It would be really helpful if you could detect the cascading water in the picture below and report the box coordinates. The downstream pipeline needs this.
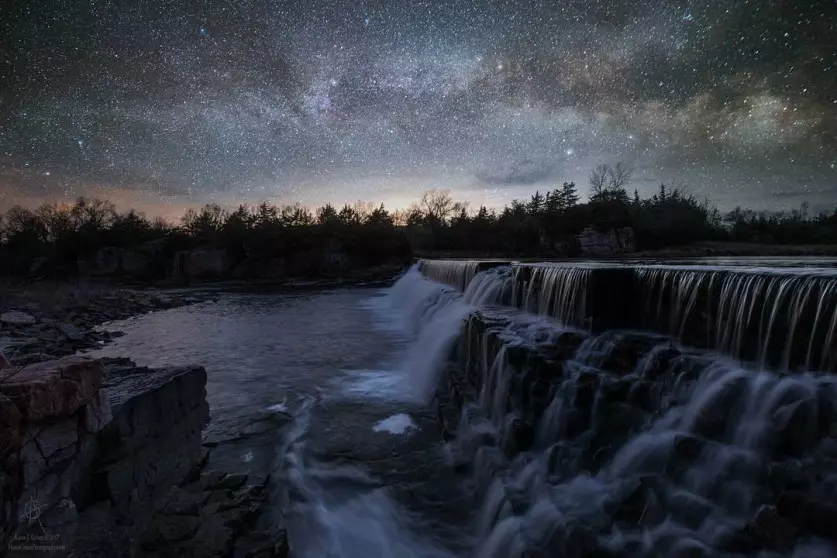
[417,260,482,291]
[512,264,592,328]
[387,265,480,402]
[417,259,837,372]
[276,259,837,558]
[404,259,837,557]
[445,318,837,557]
[634,266,837,372]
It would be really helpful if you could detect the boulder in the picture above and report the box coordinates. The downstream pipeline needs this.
[0,311,37,326]
[57,322,85,341]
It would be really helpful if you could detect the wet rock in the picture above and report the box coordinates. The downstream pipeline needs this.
[600,378,631,404]
[57,322,86,341]
[767,461,810,495]
[772,398,818,457]
[668,435,703,475]
[199,470,227,491]
[665,490,715,530]
[502,417,535,456]
[692,376,748,441]
[627,381,655,412]
[713,523,764,554]
[161,487,204,516]
[215,473,249,491]
[750,504,797,552]
[801,500,837,544]
[776,490,806,521]
[572,371,599,411]
[235,528,291,558]
[0,311,37,326]
[562,409,590,439]
[562,524,601,558]
[0,393,23,453]
[140,515,202,549]
[669,539,708,558]
[615,476,664,527]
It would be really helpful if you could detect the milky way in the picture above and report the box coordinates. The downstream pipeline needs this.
[1,1,836,217]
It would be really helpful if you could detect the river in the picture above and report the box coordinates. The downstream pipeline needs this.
[87,279,476,557]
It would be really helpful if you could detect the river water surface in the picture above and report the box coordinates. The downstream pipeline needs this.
[87,283,474,558]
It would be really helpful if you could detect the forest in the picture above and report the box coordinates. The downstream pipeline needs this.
[2,163,836,279]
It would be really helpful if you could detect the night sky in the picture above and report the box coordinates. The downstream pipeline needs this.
[2,0,836,218]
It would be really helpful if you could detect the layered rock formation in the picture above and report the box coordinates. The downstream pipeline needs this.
[576,226,635,256]
[0,356,210,556]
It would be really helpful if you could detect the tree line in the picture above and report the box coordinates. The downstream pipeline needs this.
[1,162,836,278]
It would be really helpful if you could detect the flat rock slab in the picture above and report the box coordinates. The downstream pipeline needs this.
[0,356,104,422]
[0,311,37,326]
[103,365,206,413]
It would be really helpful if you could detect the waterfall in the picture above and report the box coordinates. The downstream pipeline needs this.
[447,320,837,557]
[417,260,482,291]
[390,258,837,556]
[634,266,837,372]
[463,267,513,307]
[512,264,591,328]
[387,265,477,402]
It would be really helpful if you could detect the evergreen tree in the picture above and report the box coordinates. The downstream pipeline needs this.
[559,182,579,209]
[527,191,545,215]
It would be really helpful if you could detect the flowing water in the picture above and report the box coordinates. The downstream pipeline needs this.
[86,262,837,557]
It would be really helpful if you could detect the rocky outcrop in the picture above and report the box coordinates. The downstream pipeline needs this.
[173,247,233,280]
[436,306,837,557]
[135,469,288,558]
[0,357,107,554]
[0,356,213,556]
[576,226,635,256]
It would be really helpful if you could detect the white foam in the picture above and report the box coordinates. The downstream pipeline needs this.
[337,369,414,401]
[266,402,288,413]
[373,413,418,435]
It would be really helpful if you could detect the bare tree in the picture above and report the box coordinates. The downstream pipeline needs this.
[352,201,376,223]
[589,164,610,195]
[391,209,409,227]
[419,189,458,223]
[608,162,634,191]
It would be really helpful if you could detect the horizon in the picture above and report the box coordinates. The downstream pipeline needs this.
[3,2,836,217]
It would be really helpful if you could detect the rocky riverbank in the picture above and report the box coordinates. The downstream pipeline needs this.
[1,353,290,558]
[0,284,213,367]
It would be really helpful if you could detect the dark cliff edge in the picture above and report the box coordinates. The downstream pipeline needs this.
[0,356,290,558]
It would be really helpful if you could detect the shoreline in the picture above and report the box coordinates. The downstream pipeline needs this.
[0,266,408,367]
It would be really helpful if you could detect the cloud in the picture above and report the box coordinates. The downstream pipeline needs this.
[476,159,556,186]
